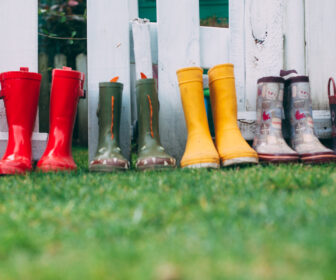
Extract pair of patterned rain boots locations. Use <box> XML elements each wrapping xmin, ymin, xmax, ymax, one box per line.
<box><xmin>253</xmin><ymin>70</ymin><xmax>335</xmax><ymax>164</ymax></box>
<box><xmin>89</xmin><ymin>78</ymin><xmax>176</xmax><ymax>172</ymax></box>
<box><xmin>176</xmin><ymin>64</ymin><xmax>258</xmax><ymax>168</ymax></box>
<box><xmin>0</xmin><ymin>67</ymin><xmax>85</xmax><ymax>175</ymax></box>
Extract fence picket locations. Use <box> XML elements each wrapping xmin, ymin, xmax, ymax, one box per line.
<box><xmin>305</xmin><ymin>0</ymin><xmax>336</xmax><ymax>110</ymax></box>
<box><xmin>244</xmin><ymin>0</ymin><xmax>284</xmax><ymax>111</ymax></box>
<box><xmin>157</xmin><ymin>0</ymin><xmax>201</xmax><ymax>161</ymax></box>
<box><xmin>0</xmin><ymin>0</ymin><xmax>47</xmax><ymax>160</ymax></box>
<box><xmin>229</xmin><ymin>0</ymin><xmax>246</xmax><ymax>111</ymax></box>
<box><xmin>87</xmin><ymin>0</ymin><xmax>131</xmax><ymax>161</ymax></box>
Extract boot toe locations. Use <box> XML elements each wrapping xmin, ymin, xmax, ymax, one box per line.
<box><xmin>89</xmin><ymin>158</ymin><xmax>129</xmax><ymax>172</ymax></box>
<box><xmin>0</xmin><ymin>160</ymin><xmax>32</xmax><ymax>175</ymax></box>
<box><xmin>37</xmin><ymin>156</ymin><xmax>77</xmax><ymax>172</ymax></box>
<box><xmin>181</xmin><ymin>155</ymin><xmax>220</xmax><ymax>169</ymax></box>
<box><xmin>136</xmin><ymin>156</ymin><xmax>176</xmax><ymax>171</ymax></box>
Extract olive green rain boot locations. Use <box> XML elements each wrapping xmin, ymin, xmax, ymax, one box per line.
<box><xmin>135</xmin><ymin>79</ymin><xmax>176</xmax><ymax>170</ymax></box>
<box><xmin>89</xmin><ymin>82</ymin><xmax>130</xmax><ymax>172</ymax></box>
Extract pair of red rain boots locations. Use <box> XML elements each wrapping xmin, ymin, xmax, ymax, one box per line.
<box><xmin>0</xmin><ymin>67</ymin><xmax>85</xmax><ymax>175</ymax></box>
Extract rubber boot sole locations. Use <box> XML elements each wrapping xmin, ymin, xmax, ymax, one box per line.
<box><xmin>136</xmin><ymin>157</ymin><xmax>176</xmax><ymax>171</ymax></box>
<box><xmin>182</xmin><ymin>162</ymin><xmax>220</xmax><ymax>169</ymax></box>
<box><xmin>300</xmin><ymin>153</ymin><xmax>336</xmax><ymax>164</ymax></box>
<box><xmin>258</xmin><ymin>153</ymin><xmax>299</xmax><ymax>164</ymax></box>
<box><xmin>222</xmin><ymin>157</ymin><xmax>258</xmax><ymax>167</ymax></box>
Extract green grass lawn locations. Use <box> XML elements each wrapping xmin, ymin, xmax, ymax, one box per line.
<box><xmin>1</xmin><ymin>147</ymin><xmax>336</xmax><ymax>280</ymax></box>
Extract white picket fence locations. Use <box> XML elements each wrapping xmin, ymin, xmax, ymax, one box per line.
<box><xmin>1</xmin><ymin>0</ymin><xmax>335</xmax><ymax>162</ymax></box>
<box><xmin>88</xmin><ymin>0</ymin><xmax>336</xmax><ymax>162</ymax></box>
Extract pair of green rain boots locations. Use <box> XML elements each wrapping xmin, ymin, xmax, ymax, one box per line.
<box><xmin>89</xmin><ymin>79</ymin><xmax>176</xmax><ymax>172</ymax></box>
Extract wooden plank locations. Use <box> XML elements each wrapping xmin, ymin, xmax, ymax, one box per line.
<box><xmin>305</xmin><ymin>0</ymin><xmax>336</xmax><ymax>110</ymax></box>
<box><xmin>0</xmin><ymin>0</ymin><xmax>39</xmax><ymax>131</ymax></box>
<box><xmin>130</xmin><ymin>23</ymin><xmax>231</xmax><ymax>73</ymax></box>
<box><xmin>0</xmin><ymin>0</ymin><xmax>47</xmax><ymax>160</ymax></box>
<box><xmin>245</xmin><ymin>0</ymin><xmax>284</xmax><ymax>111</ymax></box>
<box><xmin>157</xmin><ymin>0</ymin><xmax>200</xmax><ymax>161</ymax></box>
<box><xmin>283</xmin><ymin>0</ymin><xmax>305</xmax><ymax>74</ymax></box>
<box><xmin>54</xmin><ymin>54</ymin><xmax>67</xmax><ymax>69</ymax></box>
<box><xmin>229</xmin><ymin>0</ymin><xmax>246</xmax><ymax>111</ymax></box>
<box><xmin>128</xmin><ymin>0</ymin><xmax>138</xmax><ymax>131</ymax></box>
<box><xmin>200</xmin><ymin>26</ymin><xmax>230</xmax><ymax>69</ymax></box>
<box><xmin>87</xmin><ymin>0</ymin><xmax>131</xmax><ymax>161</ymax></box>
<box><xmin>132</xmin><ymin>19</ymin><xmax>153</xmax><ymax>79</ymax></box>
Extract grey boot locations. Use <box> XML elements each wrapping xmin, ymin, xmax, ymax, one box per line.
<box><xmin>281</xmin><ymin>70</ymin><xmax>336</xmax><ymax>164</ymax></box>
<box><xmin>253</xmin><ymin>76</ymin><xmax>298</xmax><ymax>163</ymax></box>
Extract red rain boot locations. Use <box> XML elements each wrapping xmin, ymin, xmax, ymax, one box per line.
<box><xmin>0</xmin><ymin>67</ymin><xmax>41</xmax><ymax>175</ymax></box>
<box><xmin>37</xmin><ymin>67</ymin><xmax>85</xmax><ymax>172</ymax></box>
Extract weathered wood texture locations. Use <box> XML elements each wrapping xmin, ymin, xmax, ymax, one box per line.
<box><xmin>229</xmin><ymin>0</ymin><xmax>246</xmax><ymax>111</ymax></box>
<box><xmin>245</xmin><ymin>0</ymin><xmax>284</xmax><ymax>111</ymax></box>
<box><xmin>132</xmin><ymin>19</ymin><xmax>153</xmax><ymax>79</ymax></box>
<box><xmin>305</xmin><ymin>0</ymin><xmax>336</xmax><ymax>110</ymax></box>
<box><xmin>157</xmin><ymin>0</ymin><xmax>201</xmax><ymax>161</ymax></box>
<box><xmin>87</xmin><ymin>0</ymin><xmax>131</xmax><ymax>161</ymax></box>
<box><xmin>284</xmin><ymin>0</ymin><xmax>305</xmax><ymax>74</ymax></box>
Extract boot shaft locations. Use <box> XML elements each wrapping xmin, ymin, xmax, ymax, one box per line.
<box><xmin>176</xmin><ymin>67</ymin><xmax>210</xmax><ymax>134</ymax></box>
<box><xmin>254</xmin><ymin>77</ymin><xmax>285</xmax><ymax>146</ymax></box>
<box><xmin>97</xmin><ymin>82</ymin><xmax>123</xmax><ymax>147</ymax></box>
<box><xmin>0</xmin><ymin>67</ymin><xmax>41</xmax><ymax>132</ymax></box>
<box><xmin>284</xmin><ymin>76</ymin><xmax>315</xmax><ymax>146</ymax></box>
<box><xmin>208</xmin><ymin>64</ymin><xmax>238</xmax><ymax>130</ymax></box>
<box><xmin>50</xmin><ymin>67</ymin><xmax>85</xmax><ymax>125</ymax></box>
<box><xmin>136</xmin><ymin>79</ymin><xmax>161</xmax><ymax>148</ymax></box>
<box><xmin>47</xmin><ymin>67</ymin><xmax>85</xmax><ymax>155</ymax></box>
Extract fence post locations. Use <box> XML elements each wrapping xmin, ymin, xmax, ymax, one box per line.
<box><xmin>87</xmin><ymin>0</ymin><xmax>131</xmax><ymax>161</ymax></box>
<box><xmin>157</xmin><ymin>0</ymin><xmax>201</xmax><ymax>162</ymax></box>
<box><xmin>76</xmin><ymin>53</ymin><xmax>88</xmax><ymax>146</ymax></box>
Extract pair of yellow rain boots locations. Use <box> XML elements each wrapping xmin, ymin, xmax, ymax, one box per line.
<box><xmin>176</xmin><ymin>64</ymin><xmax>258</xmax><ymax>168</ymax></box>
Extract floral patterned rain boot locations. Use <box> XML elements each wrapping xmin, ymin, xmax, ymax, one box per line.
<box><xmin>282</xmin><ymin>70</ymin><xmax>335</xmax><ymax>163</ymax></box>
<box><xmin>253</xmin><ymin>76</ymin><xmax>299</xmax><ymax>163</ymax></box>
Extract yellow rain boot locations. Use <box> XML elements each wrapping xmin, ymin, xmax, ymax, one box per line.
<box><xmin>176</xmin><ymin>67</ymin><xmax>220</xmax><ymax>168</ymax></box>
<box><xmin>208</xmin><ymin>64</ymin><xmax>258</xmax><ymax>166</ymax></box>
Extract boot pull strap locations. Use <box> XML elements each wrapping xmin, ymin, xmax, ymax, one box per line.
<box><xmin>328</xmin><ymin>77</ymin><xmax>336</xmax><ymax>97</ymax></box>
